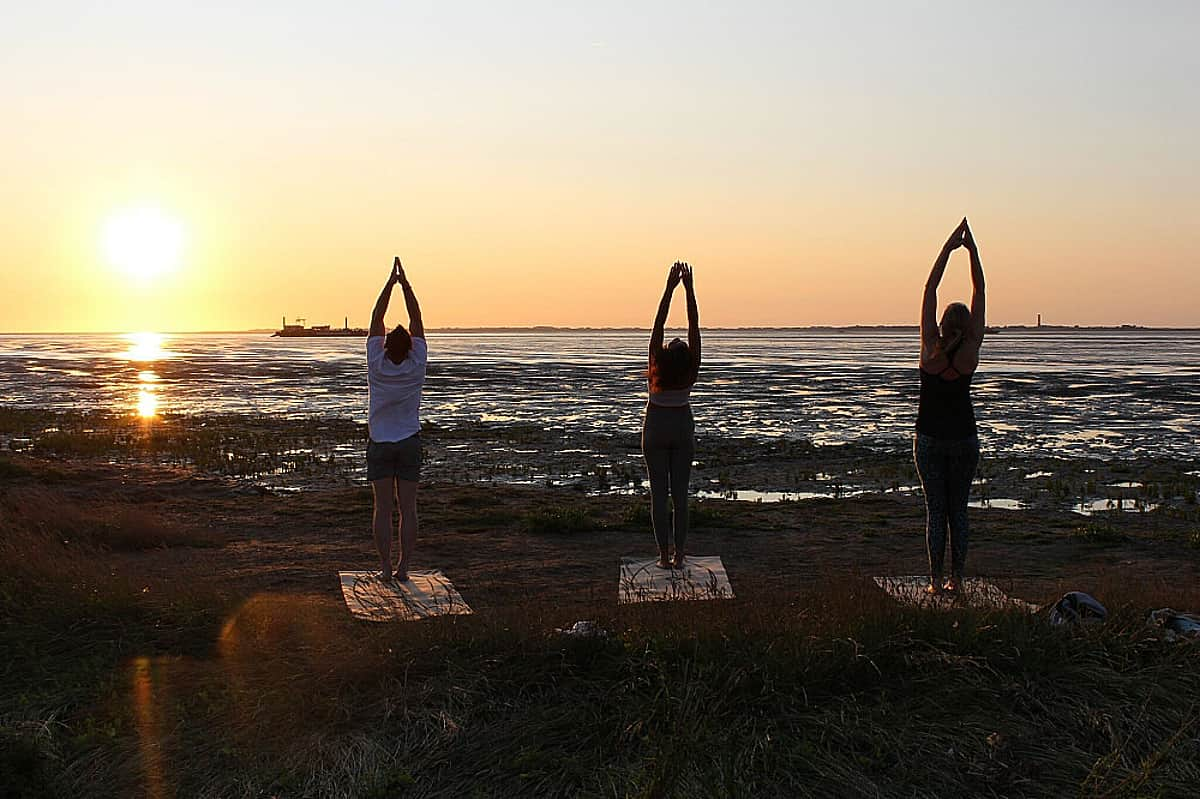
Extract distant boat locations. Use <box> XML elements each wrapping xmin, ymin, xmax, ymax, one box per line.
<box><xmin>273</xmin><ymin>316</ymin><xmax>368</xmax><ymax>337</ymax></box>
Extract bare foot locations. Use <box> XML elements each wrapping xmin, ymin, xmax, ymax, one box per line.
<box><xmin>943</xmin><ymin>577</ymin><xmax>960</xmax><ymax>593</ymax></box>
<box><xmin>672</xmin><ymin>554</ymin><xmax>686</xmax><ymax>570</ymax></box>
<box><xmin>395</xmin><ymin>563</ymin><xmax>410</xmax><ymax>582</ymax></box>
<box><xmin>376</xmin><ymin>570</ymin><xmax>394</xmax><ymax>583</ymax></box>
<box><xmin>656</xmin><ymin>550</ymin><xmax>672</xmax><ymax>569</ymax></box>
<box><xmin>925</xmin><ymin>580</ymin><xmax>941</xmax><ymax>595</ymax></box>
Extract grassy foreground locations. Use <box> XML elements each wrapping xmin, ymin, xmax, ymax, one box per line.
<box><xmin>2</xmin><ymin>456</ymin><xmax>1200</xmax><ymax>798</ymax></box>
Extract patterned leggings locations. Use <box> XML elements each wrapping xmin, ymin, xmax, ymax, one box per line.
<box><xmin>914</xmin><ymin>433</ymin><xmax>980</xmax><ymax>580</ymax></box>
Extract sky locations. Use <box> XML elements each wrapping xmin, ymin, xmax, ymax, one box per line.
<box><xmin>2</xmin><ymin>1</ymin><xmax>1198</xmax><ymax>332</ymax></box>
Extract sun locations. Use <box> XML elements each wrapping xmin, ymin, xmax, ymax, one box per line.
<box><xmin>102</xmin><ymin>206</ymin><xmax>185</xmax><ymax>280</ymax></box>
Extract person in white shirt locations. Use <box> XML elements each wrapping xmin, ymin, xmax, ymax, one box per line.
<box><xmin>366</xmin><ymin>256</ymin><xmax>427</xmax><ymax>582</ymax></box>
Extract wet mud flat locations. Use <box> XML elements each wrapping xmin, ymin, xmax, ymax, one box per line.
<box><xmin>2</xmin><ymin>448</ymin><xmax>1198</xmax><ymax>610</ymax></box>
<box><xmin>4</xmin><ymin>406</ymin><xmax>1198</xmax><ymax>521</ymax></box>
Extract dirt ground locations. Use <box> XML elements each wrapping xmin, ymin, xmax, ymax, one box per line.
<box><xmin>15</xmin><ymin>454</ymin><xmax>1198</xmax><ymax>617</ymax></box>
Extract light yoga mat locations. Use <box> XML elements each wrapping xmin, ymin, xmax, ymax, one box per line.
<box><xmin>874</xmin><ymin>576</ymin><xmax>1037</xmax><ymax>612</ymax></box>
<box><xmin>619</xmin><ymin>556</ymin><xmax>735</xmax><ymax>604</ymax></box>
<box><xmin>339</xmin><ymin>570</ymin><xmax>473</xmax><ymax>622</ymax></box>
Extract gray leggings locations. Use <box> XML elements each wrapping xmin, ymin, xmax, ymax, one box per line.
<box><xmin>642</xmin><ymin>403</ymin><xmax>695</xmax><ymax>552</ymax></box>
<box><xmin>914</xmin><ymin>433</ymin><xmax>980</xmax><ymax>580</ymax></box>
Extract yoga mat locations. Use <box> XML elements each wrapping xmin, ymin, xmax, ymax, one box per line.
<box><xmin>338</xmin><ymin>570</ymin><xmax>473</xmax><ymax>622</ymax></box>
<box><xmin>619</xmin><ymin>556</ymin><xmax>734</xmax><ymax>604</ymax></box>
<box><xmin>874</xmin><ymin>576</ymin><xmax>1037</xmax><ymax>612</ymax></box>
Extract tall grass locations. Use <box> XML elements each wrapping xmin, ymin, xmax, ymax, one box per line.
<box><xmin>13</xmin><ymin>409</ymin><xmax>364</xmax><ymax>481</ymax></box>
<box><xmin>3</xmin><ymin>555</ymin><xmax>1199</xmax><ymax>797</ymax></box>
<box><xmin>3</xmin><ymin>475</ymin><xmax>1200</xmax><ymax>797</ymax></box>
<box><xmin>2</xmin><ymin>486</ymin><xmax>218</xmax><ymax>552</ymax></box>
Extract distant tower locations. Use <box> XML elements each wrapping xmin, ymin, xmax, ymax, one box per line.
<box><xmin>1037</xmin><ymin>313</ymin><xmax>1042</xmax><ymax>328</ymax></box>
<box><xmin>282</xmin><ymin>315</ymin><xmax>286</xmax><ymax>328</ymax></box>
<box><xmin>345</xmin><ymin>316</ymin><xmax>349</xmax><ymax>330</ymax></box>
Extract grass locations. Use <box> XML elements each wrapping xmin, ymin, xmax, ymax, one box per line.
<box><xmin>1</xmin><ymin>486</ymin><xmax>218</xmax><ymax>551</ymax></box>
<box><xmin>1069</xmin><ymin>519</ymin><xmax>1127</xmax><ymax>545</ymax></box>
<box><xmin>522</xmin><ymin>505</ymin><xmax>595</xmax><ymax>535</ymax></box>
<box><xmin>3</xmin><ymin>493</ymin><xmax>1200</xmax><ymax>799</ymax></box>
<box><xmin>11</xmin><ymin>409</ymin><xmax>365</xmax><ymax>481</ymax></box>
<box><xmin>3</xmin><ymin>454</ymin><xmax>1200</xmax><ymax>796</ymax></box>
<box><xmin>0</xmin><ymin>455</ymin><xmax>31</xmax><ymax>479</ymax></box>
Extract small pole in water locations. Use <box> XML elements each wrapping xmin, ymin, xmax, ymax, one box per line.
<box><xmin>1037</xmin><ymin>313</ymin><xmax>1041</xmax><ymax>328</ymax></box>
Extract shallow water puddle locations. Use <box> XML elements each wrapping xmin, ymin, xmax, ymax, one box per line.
<box><xmin>618</xmin><ymin>556</ymin><xmax>734</xmax><ymax>604</ymax></box>
<box><xmin>969</xmin><ymin>498</ymin><xmax>1026</xmax><ymax>510</ymax></box>
<box><xmin>1074</xmin><ymin>498</ymin><xmax>1159</xmax><ymax>514</ymax></box>
<box><xmin>338</xmin><ymin>570</ymin><xmax>473</xmax><ymax>622</ymax></box>
<box><xmin>874</xmin><ymin>576</ymin><xmax>1037</xmax><ymax>612</ymax></box>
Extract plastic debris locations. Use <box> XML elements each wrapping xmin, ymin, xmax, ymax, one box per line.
<box><xmin>556</xmin><ymin>620</ymin><xmax>608</xmax><ymax>639</ymax></box>
<box><xmin>1048</xmin><ymin>592</ymin><xmax>1107</xmax><ymax>625</ymax></box>
<box><xmin>1149</xmin><ymin>608</ymin><xmax>1200</xmax><ymax>642</ymax></box>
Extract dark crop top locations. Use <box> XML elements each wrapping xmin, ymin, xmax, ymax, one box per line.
<box><xmin>916</xmin><ymin>367</ymin><xmax>977</xmax><ymax>439</ymax></box>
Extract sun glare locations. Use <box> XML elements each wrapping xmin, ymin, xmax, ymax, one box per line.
<box><xmin>103</xmin><ymin>206</ymin><xmax>184</xmax><ymax>281</ymax></box>
<box><xmin>136</xmin><ymin>367</ymin><xmax>162</xmax><ymax>419</ymax></box>
<box><xmin>121</xmin><ymin>332</ymin><xmax>169</xmax><ymax>362</ymax></box>
<box><xmin>136</xmin><ymin>388</ymin><xmax>159</xmax><ymax>419</ymax></box>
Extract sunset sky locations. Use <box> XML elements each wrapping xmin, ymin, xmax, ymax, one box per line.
<box><xmin>3</xmin><ymin>2</ymin><xmax>1197</xmax><ymax>332</ymax></box>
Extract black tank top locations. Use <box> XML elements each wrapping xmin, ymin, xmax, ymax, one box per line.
<box><xmin>916</xmin><ymin>367</ymin><xmax>977</xmax><ymax>439</ymax></box>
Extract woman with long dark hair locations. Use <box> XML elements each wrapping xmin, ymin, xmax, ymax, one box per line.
<box><xmin>916</xmin><ymin>218</ymin><xmax>985</xmax><ymax>594</ymax></box>
<box><xmin>643</xmin><ymin>262</ymin><xmax>701</xmax><ymax>569</ymax></box>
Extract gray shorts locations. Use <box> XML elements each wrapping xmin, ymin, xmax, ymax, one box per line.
<box><xmin>366</xmin><ymin>435</ymin><xmax>422</xmax><ymax>482</ymax></box>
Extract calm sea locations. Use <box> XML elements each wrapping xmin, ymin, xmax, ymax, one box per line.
<box><xmin>1</xmin><ymin>329</ymin><xmax>1198</xmax><ymax>460</ymax></box>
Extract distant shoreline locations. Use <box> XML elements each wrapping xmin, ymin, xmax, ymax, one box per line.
<box><xmin>3</xmin><ymin>324</ymin><xmax>1200</xmax><ymax>335</ymax></box>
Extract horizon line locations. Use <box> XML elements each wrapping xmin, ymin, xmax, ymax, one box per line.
<box><xmin>3</xmin><ymin>323</ymin><xmax>1198</xmax><ymax>336</ymax></box>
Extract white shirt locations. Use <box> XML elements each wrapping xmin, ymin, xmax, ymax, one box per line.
<box><xmin>367</xmin><ymin>335</ymin><xmax>428</xmax><ymax>442</ymax></box>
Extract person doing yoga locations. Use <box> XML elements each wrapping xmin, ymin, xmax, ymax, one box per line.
<box><xmin>643</xmin><ymin>262</ymin><xmax>701</xmax><ymax>569</ymax></box>
<box><xmin>915</xmin><ymin>218</ymin><xmax>986</xmax><ymax>594</ymax></box>
<box><xmin>366</xmin><ymin>257</ymin><xmax>426</xmax><ymax>582</ymax></box>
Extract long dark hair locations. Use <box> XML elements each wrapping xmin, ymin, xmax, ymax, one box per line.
<box><xmin>385</xmin><ymin>325</ymin><xmax>412</xmax><ymax>364</ymax></box>
<box><xmin>649</xmin><ymin>342</ymin><xmax>694</xmax><ymax>392</ymax></box>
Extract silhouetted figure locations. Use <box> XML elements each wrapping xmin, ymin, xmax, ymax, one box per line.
<box><xmin>916</xmin><ymin>219</ymin><xmax>986</xmax><ymax>594</ymax></box>
<box><xmin>366</xmin><ymin>257</ymin><xmax>426</xmax><ymax>582</ymax></box>
<box><xmin>644</xmin><ymin>262</ymin><xmax>701</xmax><ymax>569</ymax></box>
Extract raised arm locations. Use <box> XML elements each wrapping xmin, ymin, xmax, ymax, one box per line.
<box><xmin>680</xmin><ymin>263</ymin><xmax>701</xmax><ymax>372</ymax></box>
<box><xmin>922</xmin><ymin>219</ymin><xmax>967</xmax><ymax>355</ymax></box>
<box><xmin>369</xmin><ymin>259</ymin><xmax>400</xmax><ymax>337</ymax></box>
<box><xmin>394</xmin><ymin>257</ymin><xmax>424</xmax><ymax>339</ymax></box>
<box><xmin>649</xmin><ymin>263</ymin><xmax>682</xmax><ymax>355</ymax></box>
<box><xmin>963</xmin><ymin>220</ymin><xmax>985</xmax><ymax>342</ymax></box>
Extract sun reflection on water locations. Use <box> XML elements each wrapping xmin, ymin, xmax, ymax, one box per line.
<box><xmin>137</xmin><ymin>388</ymin><xmax>159</xmax><ymax>418</ymax></box>
<box><xmin>122</xmin><ymin>331</ymin><xmax>169</xmax><ymax>362</ymax></box>
<box><xmin>135</xmin><ymin>367</ymin><xmax>162</xmax><ymax>418</ymax></box>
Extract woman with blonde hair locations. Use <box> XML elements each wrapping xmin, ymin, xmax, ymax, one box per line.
<box><xmin>916</xmin><ymin>218</ymin><xmax>986</xmax><ymax>594</ymax></box>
